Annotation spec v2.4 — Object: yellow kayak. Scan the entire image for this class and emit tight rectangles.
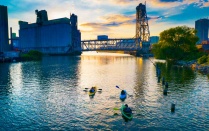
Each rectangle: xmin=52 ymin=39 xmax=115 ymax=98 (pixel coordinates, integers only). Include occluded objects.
xmin=88 ymin=86 xmax=97 ymax=96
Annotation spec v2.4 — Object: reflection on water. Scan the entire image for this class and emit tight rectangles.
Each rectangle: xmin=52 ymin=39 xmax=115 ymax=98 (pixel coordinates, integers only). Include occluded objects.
xmin=0 ymin=52 xmax=209 ymax=130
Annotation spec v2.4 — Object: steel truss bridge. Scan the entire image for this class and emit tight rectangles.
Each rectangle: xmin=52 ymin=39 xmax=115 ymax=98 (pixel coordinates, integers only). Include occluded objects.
xmin=81 ymin=38 xmax=141 ymax=51
xmin=81 ymin=2 xmax=150 ymax=53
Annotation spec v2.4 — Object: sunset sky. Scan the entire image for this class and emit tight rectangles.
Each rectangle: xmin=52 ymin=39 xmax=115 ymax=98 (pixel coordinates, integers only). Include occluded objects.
xmin=1 ymin=0 xmax=209 ymax=40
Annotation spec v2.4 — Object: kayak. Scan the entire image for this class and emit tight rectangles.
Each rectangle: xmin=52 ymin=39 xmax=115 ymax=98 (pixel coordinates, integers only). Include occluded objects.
xmin=120 ymin=90 xmax=127 ymax=100
xmin=88 ymin=86 xmax=97 ymax=96
xmin=120 ymin=104 xmax=133 ymax=120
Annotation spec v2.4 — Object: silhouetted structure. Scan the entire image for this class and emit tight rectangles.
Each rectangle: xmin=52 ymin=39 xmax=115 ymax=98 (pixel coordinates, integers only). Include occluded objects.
xmin=195 ymin=18 xmax=209 ymax=44
xmin=35 ymin=10 xmax=48 ymax=25
xmin=11 ymin=33 xmax=19 ymax=50
xmin=0 ymin=5 xmax=10 ymax=52
xmin=19 ymin=10 xmax=81 ymax=55
xmin=70 ymin=14 xmax=81 ymax=52
xmin=135 ymin=2 xmax=150 ymax=53
xmin=97 ymin=35 xmax=108 ymax=40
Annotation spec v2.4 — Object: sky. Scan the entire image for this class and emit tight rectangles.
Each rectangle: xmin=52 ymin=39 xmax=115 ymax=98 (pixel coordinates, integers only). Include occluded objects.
xmin=1 ymin=0 xmax=209 ymax=40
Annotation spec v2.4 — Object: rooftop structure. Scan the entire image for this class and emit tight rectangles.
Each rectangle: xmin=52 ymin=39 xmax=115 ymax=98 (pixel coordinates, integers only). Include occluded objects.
xmin=97 ymin=35 xmax=108 ymax=40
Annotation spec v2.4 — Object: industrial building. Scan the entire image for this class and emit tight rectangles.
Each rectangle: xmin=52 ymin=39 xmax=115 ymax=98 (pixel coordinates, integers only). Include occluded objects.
xmin=195 ymin=18 xmax=209 ymax=44
xmin=19 ymin=10 xmax=81 ymax=55
xmin=97 ymin=35 xmax=108 ymax=40
xmin=0 ymin=5 xmax=10 ymax=52
xmin=150 ymin=36 xmax=159 ymax=44
xmin=11 ymin=33 xmax=19 ymax=51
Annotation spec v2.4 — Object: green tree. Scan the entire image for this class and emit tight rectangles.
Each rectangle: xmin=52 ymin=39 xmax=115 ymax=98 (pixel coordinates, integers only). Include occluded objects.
xmin=197 ymin=55 xmax=208 ymax=64
xmin=152 ymin=26 xmax=199 ymax=60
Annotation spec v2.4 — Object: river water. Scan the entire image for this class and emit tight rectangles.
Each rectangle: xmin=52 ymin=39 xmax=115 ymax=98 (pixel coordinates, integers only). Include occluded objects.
xmin=0 ymin=52 xmax=208 ymax=130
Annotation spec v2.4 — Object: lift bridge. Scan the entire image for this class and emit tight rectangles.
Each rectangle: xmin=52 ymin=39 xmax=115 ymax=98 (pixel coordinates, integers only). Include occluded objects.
xmin=81 ymin=2 xmax=150 ymax=53
xmin=81 ymin=38 xmax=140 ymax=51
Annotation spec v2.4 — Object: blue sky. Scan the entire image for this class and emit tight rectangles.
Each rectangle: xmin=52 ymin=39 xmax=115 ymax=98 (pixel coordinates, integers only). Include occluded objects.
xmin=1 ymin=0 xmax=209 ymax=40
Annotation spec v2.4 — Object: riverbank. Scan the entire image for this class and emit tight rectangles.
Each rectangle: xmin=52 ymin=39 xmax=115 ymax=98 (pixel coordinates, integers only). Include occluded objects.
xmin=176 ymin=60 xmax=209 ymax=75
xmin=191 ymin=63 xmax=209 ymax=74
xmin=0 ymin=50 xmax=82 ymax=63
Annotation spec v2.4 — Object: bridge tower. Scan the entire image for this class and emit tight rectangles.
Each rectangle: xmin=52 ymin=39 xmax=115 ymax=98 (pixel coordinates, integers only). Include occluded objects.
xmin=135 ymin=2 xmax=150 ymax=53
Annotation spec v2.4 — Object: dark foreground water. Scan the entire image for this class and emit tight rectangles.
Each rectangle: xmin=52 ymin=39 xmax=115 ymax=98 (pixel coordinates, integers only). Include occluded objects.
xmin=0 ymin=52 xmax=208 ymax=130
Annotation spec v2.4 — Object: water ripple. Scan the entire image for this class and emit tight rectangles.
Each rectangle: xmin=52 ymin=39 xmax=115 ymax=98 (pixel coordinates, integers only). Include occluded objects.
xmin=0 ymin=55 xmax=208 ymax=130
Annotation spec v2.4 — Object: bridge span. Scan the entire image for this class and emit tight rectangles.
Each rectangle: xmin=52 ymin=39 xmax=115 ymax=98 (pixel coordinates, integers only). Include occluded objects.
xmin=80 ymin=2 xmax=150 ymax=54
xmin=81 ymin=38 xmax=141 ymax=51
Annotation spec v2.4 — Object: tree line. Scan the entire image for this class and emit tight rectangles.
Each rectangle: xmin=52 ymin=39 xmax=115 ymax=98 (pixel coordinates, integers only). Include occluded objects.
xmin=151 ymin=26 xmax=208 ymax=64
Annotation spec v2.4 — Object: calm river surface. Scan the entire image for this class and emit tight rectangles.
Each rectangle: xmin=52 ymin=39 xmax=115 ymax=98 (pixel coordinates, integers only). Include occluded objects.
xmin=0 ymin=52 xmax=209 ymax=130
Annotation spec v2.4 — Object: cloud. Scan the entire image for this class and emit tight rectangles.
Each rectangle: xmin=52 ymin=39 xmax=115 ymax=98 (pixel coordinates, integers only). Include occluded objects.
xmin=80 ymin=21 xmax=121 ymax=32
xmin=148 ymin=0 xmax=183 ymax=8
xmin=148 ymin=16 xmax=167 ymax=20
xmin=111 ymin=0 xmax=139 ymax=4
xmin=2 ymin=0 xmax=209 ymax=40
xmin=202 ymin=1 xmax=209 ymax=7
xmin=79 ymin=13 xmax=137 ymax=39
xmin=103 ymin=14 xmax=133 ymax=22
xmin=159 ymin=0 xmax=183 ymax=2
xmin=146 ymin=0 xmax=209 ymax=9
xmin=204 ymin=2 xmax=209 ymax=6
xmin=80 ymin=14 xmax=135 ymax=32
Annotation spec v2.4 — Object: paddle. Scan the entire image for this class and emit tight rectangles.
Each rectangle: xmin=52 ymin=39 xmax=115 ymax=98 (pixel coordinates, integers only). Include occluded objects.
xmin=113 ymin=107 xmax=120 ymax=110
xmin=115 ymin=86 xmax=132 ymax=97
xmin=98 ymin=89 xmax=102 ymax=92
xmin=116 ymin=85 xmax=124 ymax=90
xmin=84 ymin=87 xmax=102 ymax=91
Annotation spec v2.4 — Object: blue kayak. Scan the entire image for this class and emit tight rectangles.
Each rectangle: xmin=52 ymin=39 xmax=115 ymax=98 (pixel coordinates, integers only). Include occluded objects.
xmin=120 ymin=90 xmax=127 ymax=100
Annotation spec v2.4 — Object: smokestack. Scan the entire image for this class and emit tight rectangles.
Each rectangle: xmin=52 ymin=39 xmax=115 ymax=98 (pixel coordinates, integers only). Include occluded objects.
xmin=10 ymin=27 xmax=13 ymax=50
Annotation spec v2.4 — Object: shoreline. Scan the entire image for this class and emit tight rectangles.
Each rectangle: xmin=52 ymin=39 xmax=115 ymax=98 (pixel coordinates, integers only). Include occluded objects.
xmin=176 ymin=60 xmax=209 ymax=75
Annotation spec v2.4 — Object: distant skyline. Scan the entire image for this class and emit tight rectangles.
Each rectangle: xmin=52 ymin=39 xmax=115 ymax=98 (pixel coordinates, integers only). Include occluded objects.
xmin=1 ymin=0 xmax=209 ymax=40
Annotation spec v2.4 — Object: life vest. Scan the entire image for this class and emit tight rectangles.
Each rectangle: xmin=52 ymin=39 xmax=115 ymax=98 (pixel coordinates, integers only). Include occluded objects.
xmin=124 ymin=107 xmax=132 ymax=114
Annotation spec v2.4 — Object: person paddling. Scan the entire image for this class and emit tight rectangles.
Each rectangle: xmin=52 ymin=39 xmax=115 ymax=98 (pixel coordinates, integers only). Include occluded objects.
xmin=89 ymin=87 xmax=95 ymax=93
xmin=121 ymin=90 xmax=126 ymax=95
xmin=123 ymin=104 xmax=132 ymax=115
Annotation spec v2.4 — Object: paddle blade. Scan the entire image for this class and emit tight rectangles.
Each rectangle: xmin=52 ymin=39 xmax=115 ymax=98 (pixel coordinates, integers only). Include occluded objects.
xmin=116 ymin=86 xmax=120 ymax=89
xmin=98 ymin=89 xmax=102 ymax=90
xmin=113 ymin=107 xmax=120 ymax=110
xmin=85 ymin=88 xmax=88 ymax=89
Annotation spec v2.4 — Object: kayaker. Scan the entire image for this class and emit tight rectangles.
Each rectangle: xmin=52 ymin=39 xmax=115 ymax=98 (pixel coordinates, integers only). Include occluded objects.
xmin=89 ymin=87 xmax=95 ymax=93
xmin=123 ymin=104 xmax=132 ymax=114
xmin=121 ymin=90 xmax=126 ymax=95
